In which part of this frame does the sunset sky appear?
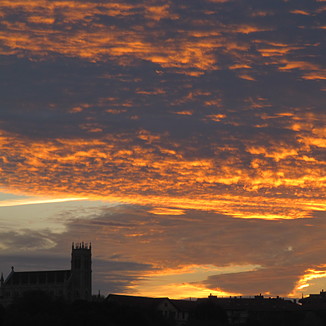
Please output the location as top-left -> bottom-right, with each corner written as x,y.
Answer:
0,0 -> 325,299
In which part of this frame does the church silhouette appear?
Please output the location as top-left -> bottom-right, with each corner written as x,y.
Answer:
0,242 -> 92,304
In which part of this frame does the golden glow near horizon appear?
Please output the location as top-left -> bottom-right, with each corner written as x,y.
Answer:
128,264 -> 258,299
290,266 -> 326,298
0,0 -> 325,299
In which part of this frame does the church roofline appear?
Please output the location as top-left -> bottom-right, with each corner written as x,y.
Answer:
2,270 -> 71,286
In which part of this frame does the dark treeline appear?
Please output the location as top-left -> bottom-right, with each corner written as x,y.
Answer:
1,291 -> 326,326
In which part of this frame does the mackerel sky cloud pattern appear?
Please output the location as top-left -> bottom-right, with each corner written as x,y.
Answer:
0,0 -> 325,298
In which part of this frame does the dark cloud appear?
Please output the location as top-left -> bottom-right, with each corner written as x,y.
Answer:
0,230 -> 56,252
9,205 -> 323,295
202,267 -> 303,296
1,205 -> 326,296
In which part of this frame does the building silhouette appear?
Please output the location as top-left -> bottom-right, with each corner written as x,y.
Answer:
299,290 -> 326,309
106,293 -> 300,326
106,294 -> 195,326
0,242 -> 91,304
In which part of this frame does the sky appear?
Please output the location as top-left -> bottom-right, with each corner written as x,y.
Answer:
0,0 -> 325,299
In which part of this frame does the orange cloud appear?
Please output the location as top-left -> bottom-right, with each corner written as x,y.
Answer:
229,64 -> 252,69
0,1 -> 228,74
206,114 -> 226,122
238,74 -> 256,81
1,125 -> 325,221
174,111 -> 193,116
145,4 -> 174,21
302,72 -> 326,80
290,10 -> 311,16
148,208 -> 185,215
0,0 -> 313,77
0,0 -> 321,86
234,25 -> 272,34
279,60 -> 321,71
291,266 -> 326,297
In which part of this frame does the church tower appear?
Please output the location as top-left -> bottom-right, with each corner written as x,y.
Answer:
70,242 -> 92,301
